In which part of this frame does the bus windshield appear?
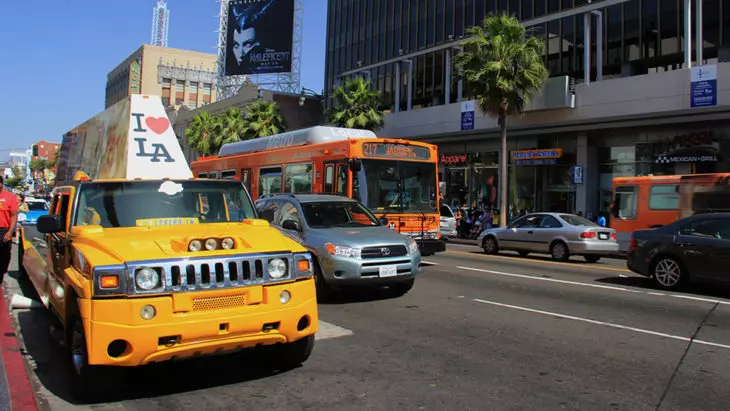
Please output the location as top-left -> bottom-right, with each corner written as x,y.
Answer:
73,180 -> 257,228
353,159 -> 437,213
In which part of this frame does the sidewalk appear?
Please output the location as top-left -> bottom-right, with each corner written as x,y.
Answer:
0,248 -> 40,411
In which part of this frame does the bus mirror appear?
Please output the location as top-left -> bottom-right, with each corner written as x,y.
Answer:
349,159 -> 362,172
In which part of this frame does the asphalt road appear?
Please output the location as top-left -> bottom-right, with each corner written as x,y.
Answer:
6,243 -> 730,411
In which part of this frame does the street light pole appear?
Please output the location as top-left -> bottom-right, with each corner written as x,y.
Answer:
299,88 -> 325,125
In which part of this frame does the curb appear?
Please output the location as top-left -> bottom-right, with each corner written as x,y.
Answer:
0,285 -> 39,411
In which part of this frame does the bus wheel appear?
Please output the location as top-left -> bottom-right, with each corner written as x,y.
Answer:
272,335 -> 315,371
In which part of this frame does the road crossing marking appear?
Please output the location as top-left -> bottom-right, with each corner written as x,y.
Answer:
316,320 -> 353,341
471,297 -> 730,350
446,250 -> 632,273
457,265 -> 730,306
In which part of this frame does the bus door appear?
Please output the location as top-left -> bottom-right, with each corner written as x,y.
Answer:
323,161 -> 348,196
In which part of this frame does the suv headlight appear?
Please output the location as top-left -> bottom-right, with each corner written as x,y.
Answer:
325,243 -> 361,259
136,267 -> 161,290
267,258 -> 287,279
407,238 -> 419,254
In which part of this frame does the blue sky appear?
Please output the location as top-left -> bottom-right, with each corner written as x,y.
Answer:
0,0 -> 326,156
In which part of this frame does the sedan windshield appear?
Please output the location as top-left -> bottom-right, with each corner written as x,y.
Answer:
301,201 -> 381,228
353,159 -> 437,213
73,180 -> 256,228
560,214 -> 598,227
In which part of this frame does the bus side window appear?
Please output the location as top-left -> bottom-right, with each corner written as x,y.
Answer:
260,166 -> 282,196
649,185 -> 679,210
221,170 -> 236,179
284,163 -> 313,193
324,165 -> 334,193
198,173 -> 208,178
613,185 -> 638,219
336,164 -> 348,195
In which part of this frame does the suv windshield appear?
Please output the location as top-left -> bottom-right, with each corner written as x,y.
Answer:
353,159 -> 437,213
301,201 -> 381,228
73,180 -> 256,228
560,214 -> 598,227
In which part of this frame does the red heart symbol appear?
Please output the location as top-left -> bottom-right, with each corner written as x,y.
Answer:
145,117 -> 170,135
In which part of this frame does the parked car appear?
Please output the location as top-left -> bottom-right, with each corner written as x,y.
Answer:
477,212 -> 619,262
627,213 -> 730,290
21,197 -> 50,225
440,204 -> 457,240
255,194 -> 421,297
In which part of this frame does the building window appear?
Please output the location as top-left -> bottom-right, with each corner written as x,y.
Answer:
202,83 -> 212,104
161,77 -> 172,106
188,81 -> 199,108
175,80 -> 185,105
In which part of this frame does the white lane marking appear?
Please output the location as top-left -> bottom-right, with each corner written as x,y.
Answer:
421,260 -> 438,266
316,320 -> 353,340
670,294 -> 730,306
648,292 -> 666,296
472,298 -> 730,350
457,266 -> 642,293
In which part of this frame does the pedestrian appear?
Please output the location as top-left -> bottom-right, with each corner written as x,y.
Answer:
0,177 -> 19,285
15,194 -> 28,244
597,214 -> 607,227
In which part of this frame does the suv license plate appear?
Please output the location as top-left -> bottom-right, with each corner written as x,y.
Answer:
599,233 -> 609,240
379,265 -> 398,277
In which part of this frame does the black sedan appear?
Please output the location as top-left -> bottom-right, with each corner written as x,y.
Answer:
627,213 -> 730,290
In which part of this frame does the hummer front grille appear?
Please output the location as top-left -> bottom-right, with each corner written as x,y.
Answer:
125,252 -> 294,295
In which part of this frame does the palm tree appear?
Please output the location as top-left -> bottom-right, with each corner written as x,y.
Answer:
326,77 -> 384,132
454,14 -> 549,227
242,100 -> 287,139
185,111 -> 222,156
219,107 -> 247,145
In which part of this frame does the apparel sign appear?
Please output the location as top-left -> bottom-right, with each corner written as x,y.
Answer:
690,65 -> 717,108
461,100 -> 475,130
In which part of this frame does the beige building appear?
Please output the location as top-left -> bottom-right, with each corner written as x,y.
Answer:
105,45 -> 218,109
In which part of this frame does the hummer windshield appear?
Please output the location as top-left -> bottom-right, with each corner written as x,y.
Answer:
73,180 -> 257,228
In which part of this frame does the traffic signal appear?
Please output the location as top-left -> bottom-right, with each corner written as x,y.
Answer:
32,145 -> 38,156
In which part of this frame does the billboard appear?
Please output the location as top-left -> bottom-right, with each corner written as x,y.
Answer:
225,0 -> 295,76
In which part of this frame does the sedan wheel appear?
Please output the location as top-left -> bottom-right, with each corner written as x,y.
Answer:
653,257 -> 684,289
550,242 -> 570,262
483,237 -> 498,255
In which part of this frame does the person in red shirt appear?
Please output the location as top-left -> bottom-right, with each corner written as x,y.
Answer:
0,177 -> 19,284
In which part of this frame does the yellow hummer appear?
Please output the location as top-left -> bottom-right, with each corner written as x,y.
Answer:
18,95 -> 318,399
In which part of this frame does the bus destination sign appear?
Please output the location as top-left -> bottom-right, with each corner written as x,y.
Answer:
362,143 -> 431,160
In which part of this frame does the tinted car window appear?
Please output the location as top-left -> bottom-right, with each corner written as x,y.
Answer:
681,218 -> 730,240
513,215 -> 541,228
539,215 -> 562,228
440,205 -> 453,217
560,214 -> 598,227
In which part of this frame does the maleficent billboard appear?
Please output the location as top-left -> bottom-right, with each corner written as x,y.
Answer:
225,0 -> 294,76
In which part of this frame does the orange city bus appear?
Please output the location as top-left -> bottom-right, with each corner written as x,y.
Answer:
610,173 -> 730,248
191,126 -> 446,255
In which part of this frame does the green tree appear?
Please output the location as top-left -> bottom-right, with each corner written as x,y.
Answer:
185,111 -> 222,157
242,100 -> 287,139
219,107 -> 247,145
454,14 -> 549,227
326,77 -> 384,132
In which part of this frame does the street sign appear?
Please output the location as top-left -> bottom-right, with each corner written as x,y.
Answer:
690,65 -> 717,108
461,100 -> 475,130
571,165 -> 584,184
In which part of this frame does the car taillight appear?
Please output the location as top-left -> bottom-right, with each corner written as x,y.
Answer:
629,235 -> 637,252
580,232 -> 597,239
611,233 -> 617,240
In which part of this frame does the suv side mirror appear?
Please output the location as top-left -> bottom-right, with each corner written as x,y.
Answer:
282,220 -> 300,231
37,214 -> 64,234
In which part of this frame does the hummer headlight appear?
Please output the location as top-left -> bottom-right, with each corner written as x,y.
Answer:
189,240 -> 202,252
205,238 -> 218,250
221,237 -> 235,250
136,267 -> 160,290
268,258 -> 287,279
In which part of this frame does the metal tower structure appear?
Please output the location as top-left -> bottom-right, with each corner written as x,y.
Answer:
215,0 -> 303,99
151,0 -> 170,47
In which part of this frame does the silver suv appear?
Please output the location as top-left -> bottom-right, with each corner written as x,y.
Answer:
255,194 -> 421,297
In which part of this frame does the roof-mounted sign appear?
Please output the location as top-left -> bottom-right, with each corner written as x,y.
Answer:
56,94 -> 192,182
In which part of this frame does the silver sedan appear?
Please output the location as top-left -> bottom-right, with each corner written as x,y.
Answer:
477,213 -> 619,263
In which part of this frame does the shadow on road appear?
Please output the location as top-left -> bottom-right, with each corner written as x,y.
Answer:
318,286 -> 405,305
9,270 -> 306,406
595,275 -> 730,300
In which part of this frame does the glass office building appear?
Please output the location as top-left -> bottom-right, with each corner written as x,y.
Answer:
325,0 -> 729,111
